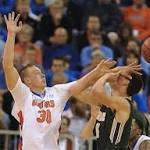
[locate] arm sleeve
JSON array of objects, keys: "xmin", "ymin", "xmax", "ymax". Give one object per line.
[
  {"xmin": 54, "ymin": 81, "xmax": 77, "ymax": 103},
  {"xmin": 10, "ymin": 78, "xmax": 30, "ymax": 109}
]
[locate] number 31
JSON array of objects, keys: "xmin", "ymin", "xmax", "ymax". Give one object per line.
[{"xmin": 37, "ymin": 110, "xmax": 51, "ymax": 124}]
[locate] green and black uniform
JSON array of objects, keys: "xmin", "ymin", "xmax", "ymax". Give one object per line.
[{"xmin": 93, "ymin": 98, "xmax": 133, "ymax": 150}]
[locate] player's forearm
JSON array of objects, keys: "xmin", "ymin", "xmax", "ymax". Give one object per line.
[
  {"xmin": 92, "ymin": 75, "xmax": 108, "ymax": 94},
  {"xmin": 2, "ymin": 33, "xmax": 16, "ymax": 69},
  {"xmin": 91, "ymin": 75, "xmax": 109, "ymax": 104},
  {"xmin": 80, "ymin": 117, "xmax": 96, "ymax": 140},
  {"xmin": 70, "ymin": 68, "xmax": 101, "ymax": 96}
]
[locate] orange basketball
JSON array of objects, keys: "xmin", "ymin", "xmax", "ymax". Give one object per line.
[{"xmin": 141, "ymin": 37, "xmax": 150, "ymax": 63}]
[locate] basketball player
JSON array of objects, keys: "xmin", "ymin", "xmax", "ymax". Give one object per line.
[
  {"xmin": 129, "ymin": 110, "xmax": 150, "ymax": 150},
  {"xmin": 2, "ymin": 12, "xmax": 116, "ymax": 150},
  {"xmin": 80, "ymin": 70, "xmax": 143, "ymax": 150}
]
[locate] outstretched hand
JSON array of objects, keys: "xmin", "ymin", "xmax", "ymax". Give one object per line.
[
  {"xmin": 111, "ymin": 62, "xmax": 142, "ymax": 76},
  {"xmin": 4, "ymin": 12, "xmax": 22, "ymax": 35},
  {"xmin": 94, "ymin": 59, "xmax": 116, "ymax": 75}
]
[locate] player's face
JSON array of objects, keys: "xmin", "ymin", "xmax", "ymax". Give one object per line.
[
  {"xmin": 130, "ymin": 119, "xmax": 141, "ymax": 140},
  {"xmin": 110, "ymin": 74, "xmax": 130, "ymax": 90},
  {"xmin": 26, "ymin": 66, "xmax": 46, "ymax": 89},
  {"xmin": 117, "ymin": 74, "xmax": 131, "ymax": 86}
]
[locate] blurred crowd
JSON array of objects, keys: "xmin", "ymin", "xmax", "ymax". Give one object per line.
[{"xmin": 1, "ymin": 0, "xmax": 150, "ymax": 149}]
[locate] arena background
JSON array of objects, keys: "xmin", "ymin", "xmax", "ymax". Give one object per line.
[{"xmin": 0, "ymin": 0, "xmax": 150, "ymax": 150}]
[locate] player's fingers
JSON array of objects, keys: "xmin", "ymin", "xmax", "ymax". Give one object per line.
[
  {"xmin": 15, "ymin": 14, "xmax": 20, "ymax": 23},
  {"xmin": 19, "ymin": 21, "xmax": 22, "ymax": 28},
  {"xmin": 104, "ymin": 59, "xmax": 116, "ymax": 66},
  {"xmin": 8, "ymin": 13, "xmax": 11, "ymax": 21},
  {"xmin": 128, "ymin": 62, "xmax": 138, "ymax": 67},
  {"xmin": 12, "ymin": 11, "xmax": 15, "ymax": 21},
  {"xmin": 131, "ymin": 70, "xmax": 142, "ymax": 75},
  {"xmin": 132, "ymin": 66, "xmax": 142, "ymax": 70},
  {"xmin": 4, "ymin": 15, "xmax": 8, "ymax": 23}
]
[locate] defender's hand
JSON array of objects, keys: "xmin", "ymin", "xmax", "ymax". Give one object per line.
[
  {"xmin": 111, "ymin": 62, "xmax": 142, "ymax": 76},
  {"xmin": 4, "ymin": 12, "xmax": 22, "ymax": 35},
  {"xmin": 95, "ymin": 59, "xmax": 116, "ymax": 74}
]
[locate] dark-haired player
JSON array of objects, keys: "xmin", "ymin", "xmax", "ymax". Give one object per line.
[{"xmin": 80, "ymin": 70, "xmax": 143, "ymax": 150}]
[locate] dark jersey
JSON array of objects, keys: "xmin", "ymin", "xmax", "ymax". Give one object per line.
[{"xmin": 93, "ymin": 98, "xmax": 133, "ymax": 150}]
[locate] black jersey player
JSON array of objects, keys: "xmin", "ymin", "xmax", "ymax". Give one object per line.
[{"xmin": 80, "ymin": 70, "xmax": 143, "ymax": 150}]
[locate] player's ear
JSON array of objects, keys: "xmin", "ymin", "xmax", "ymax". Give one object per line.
[{"xmin": 24, "ymin": 77, "xmax": 31, "ymax": 85}]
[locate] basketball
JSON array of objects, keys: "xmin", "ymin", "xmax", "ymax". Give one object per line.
[{"xmin": 141, "ymin": 37, "xmax": 150, "ymax": 63}]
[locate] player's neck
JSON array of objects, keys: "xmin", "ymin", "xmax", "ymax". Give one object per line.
[
  {"xmin": 111, "ymin": 87, "xmax": 128, "ymax": 97},
  {"xmin": 31, "ymin": 87, "xmax": 45, "ymax": 95}
]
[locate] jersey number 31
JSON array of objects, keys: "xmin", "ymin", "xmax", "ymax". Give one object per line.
[{"xmin": 36, "ymin": 110, "xmax": 51, "ymax": 124}]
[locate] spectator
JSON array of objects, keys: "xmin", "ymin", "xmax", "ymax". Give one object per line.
[
  {"xmin": 76, "ymin": 15, "xmax": 101, "ymax": 51},
  {"xmin": 0, "ymin": 95, "xmax": 10, "ymax": 150},
  {"xmin": 30, "ymin": 0, "xmax": 47, "ymax": 16},
  {"xmin": 21, "ymin": 44, "xmax": 41, "ymax": 67},
  {"xmin": 39, "ymin": 0, "xmax": 73, "ymax": 45},
  {"xmin": 114, "ymin": 0, "xmax": 150, "ymax": 7},
  {"xmin": 15, "ymin": 24, "xmax": 42, "ymax": 66},
  {"xmin": 43, "ymin": 27, "xmax": 80, "ymax": 70},
  {"xmin": 59, "ymin": 116, "xmax": 75, "ymax": 150},
  {"xmin": 0, "ymin": 70, "xmax": 7, "ymax": 94},
  {"xmin": 15, "ymin": 0, "xmax": 30, "ymax": 21},
  {"xmin": 107, "ymin": 32, "xmax": 123, "ymax": 60},
  {"xmin": 45, "ymin": 57, "xmax": 77, "ymax": 86},
  {"xmin": 81, "ymin": 31, "xmax": 113, "ymax": 67},
  {"xmin": 122, "ymin": 0, "xmax": 150, "ymax": 41},
  {"xmin": 117, "ymin": 38, "xmax": 150, "ymax": 76},
  {"xmin": 0, "ymin": 41, "xmax": 7, "ymax": 94},
  {"xmin": 0, "ymin": 0, "xmax": 15, "ymax": 15},
  {"xmin": 84, "ymin": 0, "xmax": 123, "ymax": 33},
  {"xmin": 81, "ymin": 48, "xmax": 104, "ymax": 76},
  {"xmin": 63, "ymin": 97, "xmax": 88, "ymax": 138},
  {"xmin": 60, "ymin": 116, "xmax": 71, "ymax": 135},
  {"xmin": 62, "ymin": 0, "xmax": 82, "ymax": 30},
  {"xmin": 0, "ymin": 95, "xmax": 10, "ymax": 129},
  {"xmin": 2, "ymin": 91, "xmax": 19, "ymax": 130},
  {"xmin": 0, "ymin": 39, "xmax": 4, "ymax": 58},
  {"xmin": 122, "ymin": 50, "xmax": 149, "ymax": 112},
  {"xmin": 45, "ymin": 57, "xmax": 66, "ymax": 86},
  {"xmin": 51, "ymin": 72, "xmax": 68, "ymax": 86},
  {"xmin": 16, "ymin": 0, "xmax": 40, "ymax": 41},
  {"xmin": 0, "ymin": 15, "xmax": 7, "ymax": 41},
  {"xmin": 117, "ymin": 22, "xmax": 134, "ymax": 48}
]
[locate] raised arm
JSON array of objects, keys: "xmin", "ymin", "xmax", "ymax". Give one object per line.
[
  {"xmin": 91, "ymin": 63, "xmax": 142, "ymax": 111},
  {"xmin": 2, "ymin": 12, "xmax": 22, "ymax": 90},
  {"xmin": 69, "ymin": 59, "xmax": 116, "ymax": 96},
  {"xmin": 91, "ymin": 72, "xmax": 126, "ymax": 111},
  {"xmin": 80, "ymin": 105, "xmax": 99, "ymax": 140}
]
